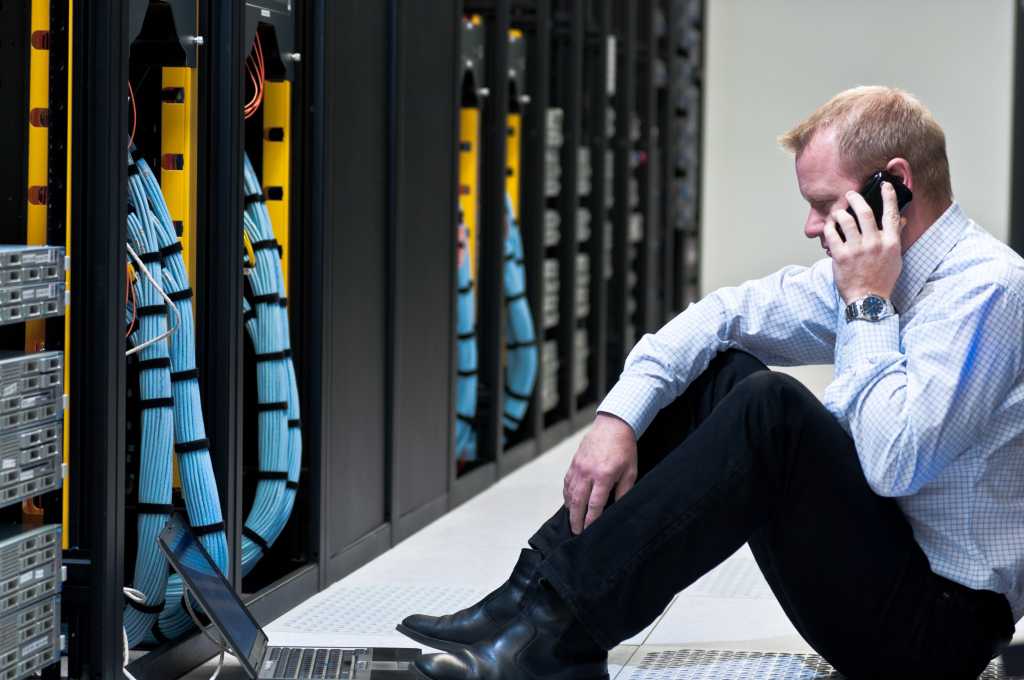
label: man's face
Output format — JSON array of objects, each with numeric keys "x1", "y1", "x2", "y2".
[{"x1": 795, "y1": 128, "x2": 862, "y2": 257}]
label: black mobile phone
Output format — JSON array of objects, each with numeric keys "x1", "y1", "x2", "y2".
[{"x1": 838, "y1": 171, "x2": 913, "y2": 241}]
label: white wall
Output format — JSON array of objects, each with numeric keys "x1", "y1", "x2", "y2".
[{"x1": 701, "y1": 0, "x2": 1015, "y2": 396}]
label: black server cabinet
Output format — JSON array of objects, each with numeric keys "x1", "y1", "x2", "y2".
[
  {"x1": 391, "y1": 0, "x2": 461, "y2": 533},
  {"x1": 318, "y1": 0, "x2": 392, "y2": 583}
]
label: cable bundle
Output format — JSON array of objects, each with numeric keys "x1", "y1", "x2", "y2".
[
  {"x1": 455, "y1": 220, "x2": 479, "y2": 462},
  {"x1": 123, "y1": 164, "x2": 175, "y2": 645},
  {"x1": 125, "y1": 152, "x2": 230, "y2": 643},
  {"x1": 501, "y1": 196, "x2": 538, "y2": 439},
  {"x1": 240, "y1": 154, "x2": 302, "y2": 575}
]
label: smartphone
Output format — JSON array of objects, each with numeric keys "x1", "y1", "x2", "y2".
[{"x1": 838, "y1": 171, "x2": 913, "y2": 241}]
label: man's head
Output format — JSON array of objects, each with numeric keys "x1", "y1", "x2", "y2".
[{"x1": 779, "y1": 86, "x2": 953, "y2": 254}]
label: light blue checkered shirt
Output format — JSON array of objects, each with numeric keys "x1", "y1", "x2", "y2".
[{"x1": 599, "y1": 202, "x2": 1024, "y2": 621}]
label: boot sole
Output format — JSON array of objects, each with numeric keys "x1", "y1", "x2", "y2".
[{"x1": 395, "y1": 623, "x2": 471, "y2": 655}]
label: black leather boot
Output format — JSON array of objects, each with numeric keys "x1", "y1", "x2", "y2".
[
  {"x1": 397, "y1": 548, "x2": 542, "y2": 654},
  {"x1": 413, "y1": 578, "x2": 609, "y2": 680}
]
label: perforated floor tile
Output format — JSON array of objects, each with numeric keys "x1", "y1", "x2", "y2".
[
  {"x1": 683, "y1": 557, "x2": 774, "y2": 600},
  {"x1": 617, "y1": 648, "x2": 1006, "y2": 680},
  {"x1": 271, "y1": 583, "x2": 490, "y2": 636}
]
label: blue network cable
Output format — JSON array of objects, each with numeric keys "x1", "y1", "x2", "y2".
[
  {"x1": 455, "y1": 196, "x2": 538, "y2": 462},
  {"x1": 122, "y1": 180, "x2": 175, "y2": 646},
  {"x1": 501, "y1": 196, "x2": 538, "y2": 439},
  {"x1": 239, "y1": 154, "x2": 302, "y2": 575},
  {"x1": 125, "y1": 152, "x2": 230, "y2": 643},
  {"x1": 455, "y1": 220, "x2": 479, "y2": 462}
]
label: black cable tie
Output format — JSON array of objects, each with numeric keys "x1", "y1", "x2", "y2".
[
  {"x1": 257, "y1": 471, "x2": 288, "y2": 481},
  {"x1": 244, "y1": 193, "x2": 264, "y2": 206},
  {"x1": 136, "y1": 503, "x2": 174, "y2": 515},
  {"x1": 151, "y1": 621, "x2": 169, "y2": 644},
  {"x1": 136, "y1": 304, "x2": 166, "y2": 317},
  {"x1": 138, "y1": 397, "x2": 174, "y2": 410},
  {"x1": 190, "y1": 521, "x2": 225, "y2": 537},
  {"x1": 456, "y1": 413, "x2": 476, "y2": 425},
  {"x1": 243, "y1": 308, "x2": 257, "y2": 322},
  {"x1": 286, "y1": 481, "x2": 299, "y2": 490},
  {"x1": 288, "y1": 419, "x2": 302, "y2": 428},
  {"x1": 457, "y1": 331, "x2": 476, "y2": 341},
  {"x1": 252, "y1": 293, "x2": 280, "y2": 305},
  {"x1": 505, "y1": 387, "x2": 533, "y2": 401},
  {"x1": 504, "y1": 411, "x2": 524, "y2": 424},
  {"x1": 457, "y1": 369, "x2": 477, "y2": 378},
  {"x1": 160, "y1": 242, "x2": 184, "y2": 259},
  {"x1": 282, "y1": 348, "x2": 292, "y2": 358},
  {"x1": 458, "y1": 284, "x2": 473, "y2": 295},
  {"x1": 127, "y1": 598, "x2": 165, "y2": 614},
  {"x1": 251, "y1": 239, "x2": 281, "y2": 254},
  {"x1": 175, "y1": 438, "x2": 210, "y2": 454},
  {"x1": 126, "y1": 202, "x2": 136, "y2": 215},
  {"x1": 255, "y1": 351, "x2": 287, "y2": 362},
  {"x1": 139, "y1": 252, "x2": 161, "y2": 264},
  {"x1": 136, "y1": 357, "x2": 172, "y2": 372},
  {"x1": 505, "y1": 252, "x2": 516, "y2": 262},
  {"x1": 168, "y1": 288, "x2": 193, "y2": 302},
  {"x1": 506, "y1": 292, "x2": 527, "y2": 303},
  {"x1": 257, "y1": 401, "x2": 289, "y2": 412},
  {"x1": 279, "y1": 297, "x2": 288, "y2": 307},
  {"x1": 170, "y1": 369, "x2": 199, "y2": 383},
  {"x1": 506, "y1": 339, "x2": 539, "y2": 350},
  {"x1": 127, "y1": 164, "x2": 140, "y2": 176},
  {"x1": 243, "y1": 526, "x2": 270, "y2": 553}
]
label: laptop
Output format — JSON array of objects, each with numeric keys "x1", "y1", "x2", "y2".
[{"x1": 157, "y1": 518, "x2": 422, "y2": 679}]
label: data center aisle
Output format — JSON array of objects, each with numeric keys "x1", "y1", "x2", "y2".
[{"x1": 183, "y1": 368, "x2": 1019, "y2": 679}]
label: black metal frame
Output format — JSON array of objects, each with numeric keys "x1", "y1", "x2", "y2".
[{"x1": 61, "y1": 1, "x2": 129, "y2": 676}]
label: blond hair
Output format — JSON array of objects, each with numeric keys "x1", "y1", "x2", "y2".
[{"x1": 778, "y1": 86, "x2": 952, "y2": 204}]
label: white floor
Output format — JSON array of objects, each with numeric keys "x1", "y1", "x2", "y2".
[{"x1": 181, "y1": 368, "x2": 1021, "y2": 678}]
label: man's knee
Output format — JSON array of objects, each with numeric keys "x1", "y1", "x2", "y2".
[
  {"x1": 709, "y1": 348, "x2": 769, "y2": 380},
  {"x1": 735, "y1": 370, "x2": 816, "y2": 409}
]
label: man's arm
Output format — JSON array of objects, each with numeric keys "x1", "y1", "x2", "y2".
[
  {"x1": 823, "y1": 277, "x2": 1024, "y2": 497},
  {"x1": 599, "y1": 257, "x2": 839, "y2": 438}
]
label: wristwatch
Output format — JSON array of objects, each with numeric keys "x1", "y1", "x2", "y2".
[{"x1": 844, "y1": 294, "x2": 896, "y2": 323}]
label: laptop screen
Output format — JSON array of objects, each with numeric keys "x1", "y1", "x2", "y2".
[{"x1": 157, "y1": 518, "x2": 268, "y2": 677}]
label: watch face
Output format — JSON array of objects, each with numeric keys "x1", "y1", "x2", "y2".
[{"x1": 862, "y1": 295, "x2": 885, "y2": 319}]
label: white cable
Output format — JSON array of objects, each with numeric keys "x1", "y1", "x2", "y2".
[
  {"x1": 122, "y1": 588, "x2": 147, "y2": 680},
  {"x1": 182, "y1": 587, "x2": 232, "y2": 680},
  {"x1": 125, "y1": 242, "x2": 182, "y2": 356}
]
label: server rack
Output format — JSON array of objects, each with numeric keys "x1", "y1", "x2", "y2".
[{"x1": 44, "y1": 2, "x2": 705, "y2": 676}]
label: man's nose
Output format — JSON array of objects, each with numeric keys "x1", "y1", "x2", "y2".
[{"x1": 804, "y1": 212, "x2": 823, "y2": 239}]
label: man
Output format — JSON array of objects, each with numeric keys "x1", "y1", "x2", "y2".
[{"x1": 400, "y1": 86, "x2": 1024, "y2": 679}]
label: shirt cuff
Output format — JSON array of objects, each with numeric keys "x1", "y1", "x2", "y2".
[
  {"x1": 834, "y1": 312, "x2": 901, "y2": 376},
  {"x1": 596, "y1": 374, "x2": 664, "y2": 439}
]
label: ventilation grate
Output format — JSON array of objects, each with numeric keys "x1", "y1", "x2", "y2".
[
  {"x1": 274, "y1": 583, "x2": 490, "y2": 636},
  {"x1": 683, "y1": 557, "x2": 775, "y2": 600},
  {"x1": 619, "y1": 648, "x2": 1005, "y2": 680}
]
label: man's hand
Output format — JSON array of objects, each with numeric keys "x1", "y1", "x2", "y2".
[
  {"x1": 563, "y1": 413, "x2": 638, "y2": 535},
  {"x1": 824, "y1": 181, "x2": 907, "y2": 304}
]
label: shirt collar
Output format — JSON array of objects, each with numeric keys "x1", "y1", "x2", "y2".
[{"x1": 890, "y1": 201, "x2": 968, "y2": 314}]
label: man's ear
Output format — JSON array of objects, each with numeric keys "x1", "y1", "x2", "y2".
[{"x1": 885, "y1": 157, "x2": 913, "y2": 191}]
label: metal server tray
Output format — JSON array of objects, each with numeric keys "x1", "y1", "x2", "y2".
[
  {"x1": 0, "y1": 292, "x2": 64, "y2": 326},
  {"x1": 0, "y1": 246, "x2": 64, "y2": 272},
  {"x1": 0, "y1": 457, "x2": 61, "y2": 510},
  {"x1": 0, "y1": 596, "x2": 60, "y2": 680},
  {"x1": 0, "y1": 422, "x2": 61, "y2": 475}
]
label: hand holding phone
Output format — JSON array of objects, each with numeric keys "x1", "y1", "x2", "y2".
[{"x1": 837, "y1": 171, "x2": 913, "y2": 242}]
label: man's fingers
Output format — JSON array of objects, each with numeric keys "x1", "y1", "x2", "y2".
[
  {"x1": 822, "y1": 219, "x2": 843, "y2": 251},
  {"x1": 832, "y1": 209, "x2": 860, "y2": 246},
  {"x1": 583, "y1": 482, "x2": 612, "y2": 531},
  {"x1": 880, "y1": 181, "x2": 901, "y2": 236},
  {"x1": 569, "y1": 478, "x2": 593, "y2": 535},
  {"x1": 614, "y1": 468, "x2": 637, "y2": 501}
]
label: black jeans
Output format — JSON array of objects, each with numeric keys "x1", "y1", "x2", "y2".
[{"x1": 531, "y1": 349, "x2": 1014, "y2": 679}]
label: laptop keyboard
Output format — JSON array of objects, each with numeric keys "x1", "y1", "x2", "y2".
[{"x1": 268, "y1": 647, "x2": 363, "y2": 679}]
